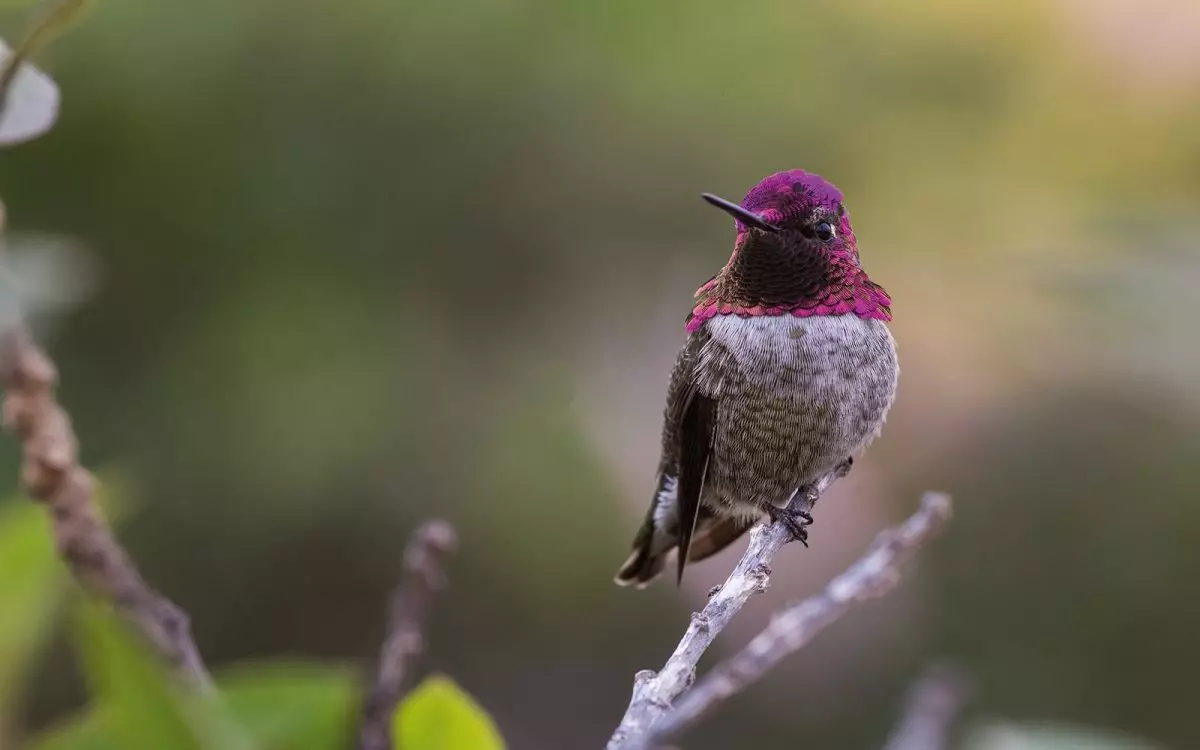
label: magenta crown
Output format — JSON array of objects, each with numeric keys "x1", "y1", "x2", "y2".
[
  {"x1": 686, "y1": 169, "x2": 891, "y2": 332},
  {"x1": 734, "y1": 169, "x2": 852, "y2": 242}
]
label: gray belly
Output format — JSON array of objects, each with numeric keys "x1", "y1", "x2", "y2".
[{"x1": 693, "y1": 314, "x2": 898, "y2": 516}]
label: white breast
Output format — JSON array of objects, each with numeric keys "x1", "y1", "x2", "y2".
[{"x1": 697, "y1": 313, "x2": 895, "y2": 396}]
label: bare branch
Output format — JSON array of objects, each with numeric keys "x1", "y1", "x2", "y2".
[
  {"x1": 0, "y1": 205, "x2": 212, "y2": 689},
  {"x1": 882, "y1": 663, "x2": 973, "y2": 750},
  {"x1": 357, "y1": 519, "x2": 458, "y2": 750},
  {"x1": 607, "y1": 465, "x2": 849, "y2": 750},
  {"x1": 621, "y1": 492, "x2": 953, "y2": 749}
]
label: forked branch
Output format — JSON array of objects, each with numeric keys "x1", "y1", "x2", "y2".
[
  {"x1": 607, "y1": 465, "x2": 848, "y2": 748},
  {"x1": 610, "y1": 490, "x2": 953, "y2": 750}
]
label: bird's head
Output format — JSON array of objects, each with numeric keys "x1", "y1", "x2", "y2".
[{"x1": 687, "y1": 170, "x2": 890, "y2": 331}]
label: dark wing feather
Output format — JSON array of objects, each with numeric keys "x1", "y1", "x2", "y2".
[
  {"x1": 675, "y1": 391, "x2": 717, "y2": 584},
  {"x1": 614, "y1": 329, "x2": 714, "y2": 588}
]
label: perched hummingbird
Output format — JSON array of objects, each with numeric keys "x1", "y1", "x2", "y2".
[{"x1": 614, "y1": 169, "x2": 898, "y2": 587}]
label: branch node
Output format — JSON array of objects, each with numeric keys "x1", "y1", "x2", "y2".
[
  {"x1": 634, "y1": 669, "x2": 657, "y2": 684},
  {"x1": 748, "y1": 563, "x2": 771, "y2": 593}
]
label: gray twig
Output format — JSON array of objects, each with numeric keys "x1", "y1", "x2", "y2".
[
  {"x1": 607, "y1": 465, "x2": 850, "y2": 749},
  {"x1": 882, "y1": 663, "x2": 973, "y2": 750},
  {"x1": 0, "y1": 204, "x2": 213, "y2": 689},
  {"x1": 357, "y1": 519, "x2": 457, "y2": 750},
  {"x1": 612, "y1": 491, "x2": 953, "y2": 750}
]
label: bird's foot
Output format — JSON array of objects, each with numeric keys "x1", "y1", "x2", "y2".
[{"x1": 765, "y1": 503, "x2": 814, "y2": 547}]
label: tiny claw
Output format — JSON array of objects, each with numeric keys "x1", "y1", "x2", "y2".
[{"x1": 766, "y1": 504, "x2": 812, "y2": 546}]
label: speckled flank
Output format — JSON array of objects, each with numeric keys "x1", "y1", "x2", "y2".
[{"x1": 694, "y1": 314, "x2": 898, "y2": 517}]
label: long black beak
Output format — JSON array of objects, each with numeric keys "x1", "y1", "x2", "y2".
[{"x1": 701, "y1": 193, "x2": 781, "y2": 233}]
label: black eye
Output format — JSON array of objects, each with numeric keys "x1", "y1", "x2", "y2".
[{"x1": 814, "y1": 221, "x2": 835, "y2": 241}]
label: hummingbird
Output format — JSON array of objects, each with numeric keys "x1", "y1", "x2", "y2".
[{"x1": 614, "y1": 169, "x2": 898, "y2": 587}]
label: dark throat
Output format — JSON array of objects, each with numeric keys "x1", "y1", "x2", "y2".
[{"x1": 711, "y1": 233, "x2": 837, "y2": 308}]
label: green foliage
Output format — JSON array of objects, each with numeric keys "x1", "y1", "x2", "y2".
[
  {"x1": 29, "y1": 649, "x2": 363, "y2": 750},
  {"x1": 30, "y1": 656, "x2": 505, "y2": 750},
  {"x1": 0, "y1": 472, "x2": 132, "y2": 746},
  {"x1": 69, "y1": 602, "x2": 242, "y2": 750},
  {"x1": 394, "y1": 675, "x2": 505, "y2": 750},
  {"x1": 0, "y1": 472, "x2": 491, "y2": 750},
  {"x1": 215, "y1": 662, "x2": 360, "y2": 750},
  {"x1": 12, "y1": 0, "x2": 93, "y2": 55},
  {"x1": 2, "y1": 0, "x2": 1198, "y2": 746},
  {"x1": 24, "y1": 716, "x2": 112, "y2": 750},
  {"x1": 0, "y1": 500, "x2": 67, "y2": 742}
]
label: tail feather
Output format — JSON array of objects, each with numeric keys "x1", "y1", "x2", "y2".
[{"x1": 613, "y1": 544, "x2": 666, "y2": 588}]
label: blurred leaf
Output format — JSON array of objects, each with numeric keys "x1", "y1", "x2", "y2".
[
  {"x1": 71, "y1": 602, "x2": 249, "y2": 750},
  {"x1": 0, "y1": 500, "x2": 66, "y2": 740},
  {"x1": 30, "y1": 660, "x2": 357, "y2": 750},
  {"x1": 216, "y1": 661, "x2": 359, "y2": 750},
  {"x1": 0, "y1": 38, "x2": 58, "y2": 145},
  {"x1": 0, "y1": 470, "x2": 132, "y2": 743},
  {"x1": 25, "y1": 711, "x2": 114, "y2": 750},
  {"x1": 0, "y1": 0, "x2": 92, "y2": 146},
  {"x1": 394, "y1": 675, "x2": 505, "y2": 750},
  {"x1": 964, "y1": 722, "x2": 1167, "y2": 750},
  {"x1": 2, "y1": 232, "x2": 99, "y2": 317}
]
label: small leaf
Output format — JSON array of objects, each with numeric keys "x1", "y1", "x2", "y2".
[
  {"x1": 1, "y1": 471, "x2": 134, "y2": 747},
  {"x1": 394, "y1": 675, "x2": 505, "y2": 750},
  {"x1": 24, "y1": 710, "x2": 116, "y2": 750},
  {"x1": 0, "y1": 500, "x2": 68, "y2": 740},
  {"x1": 72, "y1": 603, "x2": 250, "y2": 750},
  {"x1": 29, "y1": 660, "x2": 356, "y2": 750},
  {"x1": 0, "y1": 38, "x2": 59, "y2": 146},
  {"x1": 217, "y1": 661, "x2": 360, "y2": 750}
]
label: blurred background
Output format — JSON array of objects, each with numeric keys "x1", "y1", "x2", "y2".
[{"x1": 2, "y1": 0, "x2": 1199, "y2": 747}]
